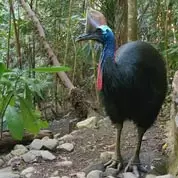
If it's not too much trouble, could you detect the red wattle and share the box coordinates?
[97,63,103,91]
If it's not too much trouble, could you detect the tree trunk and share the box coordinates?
[128,0,137,41]
[115,0,128,48]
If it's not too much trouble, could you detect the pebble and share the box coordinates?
[83,163,105,175]
[14,144,27,150]
[22,150,41,163]
[57,143,74,152]
[77,116,97,129]
[29,139,43,150]
[42,137,58,150]
[56,161,73,167]
[40,150,56,160]
[0,166,20,178]
[87,170,103,178]
[21,167,35,178]
[11,147,28,156]
[54,133,61,139]
[59,134,74,142]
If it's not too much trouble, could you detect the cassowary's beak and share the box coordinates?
[76,33,102,43]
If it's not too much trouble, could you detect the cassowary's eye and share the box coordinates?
[96,28,103,35]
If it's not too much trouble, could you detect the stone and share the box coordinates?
[77,116,97,129]
[3,153,13,161]
[156,175,174,178]
[70,172,86,178]
[42,137,58,150]
[51,170,59,176]
[40,150,56,160]
[22,150,41,163]
[7,156,22,170]
[0,167,20,178]
[54,133,61,139]
[87,170,103,178]
[61,176,70,178]
[57,143,74,152]
[14,144,27,150]
[11,147,28,156]
[122,172,137,178]
[58,134,74,142]
[50,177,60,178]
[29,139,43,150]
[105,167,118,177]
[0,158,4,167]
[100,151,114,164]
[146,175,156,178]
[56,161,73,167]
[21,167,35,178]
[83,163,105,175]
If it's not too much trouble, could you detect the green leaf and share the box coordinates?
[32,66,71,73]
[5,106,24,140]
[19,97,40,134]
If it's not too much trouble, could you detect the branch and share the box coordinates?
[20,0,75,90]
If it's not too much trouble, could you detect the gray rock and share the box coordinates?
[100,151,114,164]
[146,175,156,178]
[50,177,60,178]
[121,172,137,178]
[42,137,58,150]
[51,170,59,176]
[70,172,86,178]
[87,170,103,178]
[58,134,74,142]
[21,167,35,178]
[56,161,73,167]
[3,153,13,161]
[0,158,4,167]
[11,147,28,156]
[57,143,74,152]
[29,139,43,150]
[77,116,97,129]
[54,133,61,139]
[61,176,70,178]
[105,167,118,177]
[0,167,20,178]
[7,156,22,170]
[156,175,174,178]
[40,150,56,160]
[22,150,41,163]
[83,163,105,175]
[14,144,27,150]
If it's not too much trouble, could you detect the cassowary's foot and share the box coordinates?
[104,157,123,170]
[124,158,148,178]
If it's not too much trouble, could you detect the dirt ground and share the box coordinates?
[28,113,169,178]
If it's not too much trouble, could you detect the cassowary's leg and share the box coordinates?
[125,126,148,177]
[104,123,123,169]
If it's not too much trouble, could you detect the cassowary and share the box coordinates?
[76,9,167,174]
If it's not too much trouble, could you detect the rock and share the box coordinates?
[54,133,61,139]
[83,163,105,175]
[56,161,73,167]
[87,170,103,178]
[51,170,59,176]
[77,116,97,129]
[14,144,27,150]
[0,167,20,178]
[0,158,4,167]
[59,134,74,142]
[7,156,23,170]
[40,150,56,160]
[50,177,60,178]
[21,167,35,178]
[11,147,28,156]
[22,150,41,163]
[146,175,156,178]
[29,139,43,150]
[156,175,174,178]
[57,143,74,152]
[121,172,137,178]
[70,172,86,178]
[3,153,13,161]
[100,151,114,164]
[42,137,58,150]
[105,167,118,177]
[61,176,70,178]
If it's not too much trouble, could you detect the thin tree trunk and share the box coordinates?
[20,0,74,90]
[128,0,137,41]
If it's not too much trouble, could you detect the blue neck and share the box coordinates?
[100,34,116,69]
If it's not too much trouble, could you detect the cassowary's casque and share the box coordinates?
[76,9,167,174]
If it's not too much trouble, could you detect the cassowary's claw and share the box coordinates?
[104,159,123,170]
[124,161,148,178]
